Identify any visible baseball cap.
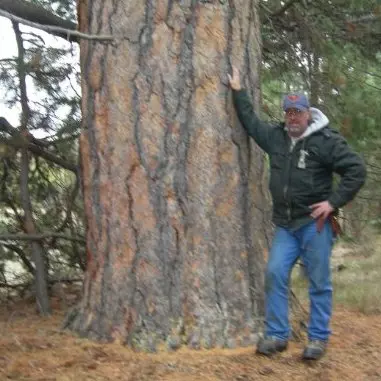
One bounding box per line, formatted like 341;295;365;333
283;93;310;112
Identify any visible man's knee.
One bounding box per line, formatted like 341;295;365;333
308;266;332;293
265;262;289;292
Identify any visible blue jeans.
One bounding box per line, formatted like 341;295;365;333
265;220;333;342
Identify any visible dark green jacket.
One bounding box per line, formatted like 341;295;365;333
233;89;366;230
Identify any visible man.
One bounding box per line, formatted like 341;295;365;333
228;67;366;360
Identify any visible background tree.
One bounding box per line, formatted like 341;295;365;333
0;0;83;314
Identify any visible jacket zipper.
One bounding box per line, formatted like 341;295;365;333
284;186;292;222
284;139;295;222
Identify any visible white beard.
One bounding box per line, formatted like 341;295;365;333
286;124;305;137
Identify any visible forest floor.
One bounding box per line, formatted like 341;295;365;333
1;237;381;381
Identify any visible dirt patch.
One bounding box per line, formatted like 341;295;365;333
0;300;380;381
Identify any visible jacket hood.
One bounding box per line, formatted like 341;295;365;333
299;107;329;139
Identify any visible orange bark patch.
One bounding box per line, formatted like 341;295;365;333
186;127;218;208
128;165;156;232
79;132;99;245
263;247;269;261
76;0;89;32
108;82;132;109
196;8;226;54
136;258;160;282
151;23;171;57
191;260;201;273
148;93;162;115
154;0;169;23
139;91;167;173
192;235;203;247
215;197;234;217
93;91;110;158
88;49;105;92
215;169;238;217
235;270;244;281
193;8;226;87
194;77;219;106
112;244;136;273
219;146;235;165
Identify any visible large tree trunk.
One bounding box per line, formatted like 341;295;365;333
68;0;270;349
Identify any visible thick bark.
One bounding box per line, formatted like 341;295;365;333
69;0;270;349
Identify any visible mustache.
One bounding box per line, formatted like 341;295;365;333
285;124;303;130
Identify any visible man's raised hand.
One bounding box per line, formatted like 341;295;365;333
228;66;241;90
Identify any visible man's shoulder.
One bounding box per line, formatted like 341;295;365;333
322;125;339;136
313;126;349;156
307;126;344;153
317;126;343;142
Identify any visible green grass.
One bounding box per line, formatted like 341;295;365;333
291;238;381;315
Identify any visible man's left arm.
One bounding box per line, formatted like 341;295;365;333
327;135;367;209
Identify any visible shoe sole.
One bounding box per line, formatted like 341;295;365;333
302;352;325;361
256;346;288;357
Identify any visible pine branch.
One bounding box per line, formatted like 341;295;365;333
0;0;76;31
55;176;80;234
0;233;85;243
0;117;78;174
0;277;83;289
263;0;302;24
349;14;380;24
0;9;113;42
3;243;35;273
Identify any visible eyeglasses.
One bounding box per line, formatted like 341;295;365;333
285;109;305;117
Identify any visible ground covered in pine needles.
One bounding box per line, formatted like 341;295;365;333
2;238;381;381
1;299;380;381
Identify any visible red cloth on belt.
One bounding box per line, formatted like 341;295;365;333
316;214;342;235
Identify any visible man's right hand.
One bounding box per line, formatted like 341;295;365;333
228;66;241;90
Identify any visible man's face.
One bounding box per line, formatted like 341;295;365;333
284;108;310;138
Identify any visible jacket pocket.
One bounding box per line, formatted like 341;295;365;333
269;151;287;199
295;168;314;189
270;151;287;170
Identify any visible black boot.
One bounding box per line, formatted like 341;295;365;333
256;336;288;356
302;340;327;360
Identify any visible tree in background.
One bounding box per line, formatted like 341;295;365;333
0;0;83;315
